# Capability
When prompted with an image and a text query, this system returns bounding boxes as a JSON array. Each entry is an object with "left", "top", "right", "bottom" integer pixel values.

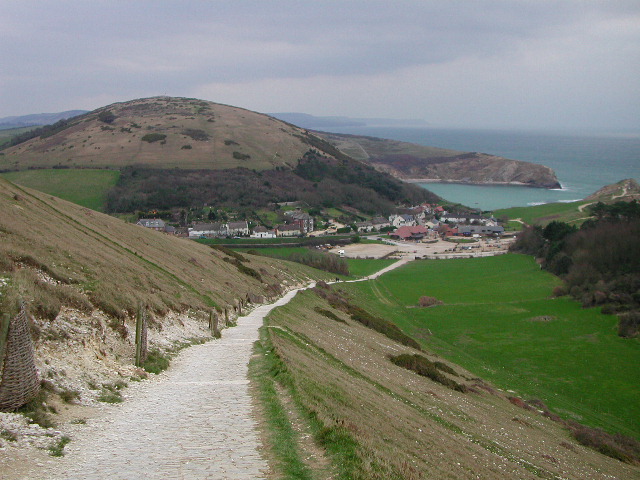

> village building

[
  {"left": 284, "top": 210, "right": 314, "bottom": 234},
  {"left": 355, "top": 221, "right": 375, "bottom": 233},
  {"left": 371, "top": 216, "right": 390, "bottom": 230},
  {"left": 389, "top": 214, "right": 416, "bottom": 228},
  {"left": 437, "top": 224, "right": 459, "bottom": 237},
  {"left": 251, "top": 226, "right": 276, "bottom": 238},
  {"left": 390, "top": 225, "right": 429, "bottom": 241},
  {"left": 458, "top": 225, "right": 505, "bottom": 236},
  {"left": 137, "top": 218, "right": 166, "bottom": 231},
  {"left": 188, "top": 222, "right": 228, "bottom": 238},
  {"left": 276, "top": 224, "right": 302, "bottom": 237},
  {"left": 227, "top": 221, "right": 250, "bottom": 237}
]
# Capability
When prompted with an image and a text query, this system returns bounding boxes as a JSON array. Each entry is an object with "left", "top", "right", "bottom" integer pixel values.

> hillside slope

[
  {"left": 316, "top": 131, "right": 561, "bottom": 188},
  {"left": 258, "top": 285, "right": 639, "bottom": 479},
  {"left": 0, "top": 178, "right": 327, "bottom": 418}
]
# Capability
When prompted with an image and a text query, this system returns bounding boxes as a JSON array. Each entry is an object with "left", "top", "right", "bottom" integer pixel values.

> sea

[{"left": 325, "top": 126, "right": 640, "bottom": 211}]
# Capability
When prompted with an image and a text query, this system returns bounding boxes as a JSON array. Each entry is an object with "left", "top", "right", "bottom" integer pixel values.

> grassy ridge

[
  {"left": 343, "top": 255, "right": 640, "bottom": 439},
  {"left": 494, "top": 200, "right": 590, "bottom": 226},
  {"left": 1, "top": 169, "right": 119, "bottom": 211}
]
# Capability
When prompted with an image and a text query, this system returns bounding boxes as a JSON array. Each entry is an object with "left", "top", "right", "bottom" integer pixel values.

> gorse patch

[
  {"left": 389, "top": 353, "right": 467, "bottom": 393},
  {"left": 313, "top": 282, "right": 420, "bottom": 350}
]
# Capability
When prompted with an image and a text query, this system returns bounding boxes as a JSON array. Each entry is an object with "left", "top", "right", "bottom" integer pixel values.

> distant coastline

[{"left": 404, "top": 178, "right": 555, "bottom": 188}]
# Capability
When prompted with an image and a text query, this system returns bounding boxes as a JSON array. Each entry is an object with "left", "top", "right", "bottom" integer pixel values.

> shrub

[
  {"left": 552, "top": 285, "right": 567, "bottom": 297},
  {"left": 48, "top": 435, "right": 71, "bottom": 457},
  {"left": 59, "top": 388, "right": 81, "bottom": 404},
  {"left": 418, "top": 296, "right": 442, "bottom": 307},
  {"left": 618, "top": 311, "right": 640, "bottom": 338},
  {"left": 98, "top": 381, "right": 126, "bottom": 403},
  {"left": 97, "top": 110, "right": 116, "bottom": 124},
  {"left": 232, "top": 151, "right": 250, "bottom": 160},
  {"left": 570, "top": 425, "right": 640, "bottom": 464},
  {"left": 16, "top": 389, "right": 55, "bottom": 428},
  {"left": 141, "top": 133, "right": 167, "bottom": 143},
  {"left": 390, "top": 353, "right": 467, "bottom": 392},
  {"left": 141, "top": 349, "right": 170, "bottom": 374},
  {"left": 314, "top": 306, "right": 347, "bottom": 323},
  {"left": 181, "top": 129, "right": 209, "bottom": 141},
  {"left": 181, "top": 144, "right": 192, "bottom": 150}
]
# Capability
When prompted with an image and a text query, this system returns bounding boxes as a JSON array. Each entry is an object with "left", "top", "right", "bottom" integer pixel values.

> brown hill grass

[
  {"left": 0, "top": 177, "right": 323, "bottom": 320},
  {"left": 0, "top": 97, "right": 313, "bottom": 171}
]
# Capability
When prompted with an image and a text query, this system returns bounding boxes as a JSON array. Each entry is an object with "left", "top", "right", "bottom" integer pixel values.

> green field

[
  {"left": 494, "top": 200, "right": 590, "bottom": 226},
  {"left": 1, "top": 168, "right": 119, "bottom": 211},
  {"left": 238, "top": 246, "right": 310, "bottom": 258},
  {"left": 0, "top": 126, "right": 37, "bottom": 148},
  {"left": 237, "top": 246, "right": 394, "bottom": 279},
  {"left": 343, "top": 254, "right": 640, "bottom": 439}
]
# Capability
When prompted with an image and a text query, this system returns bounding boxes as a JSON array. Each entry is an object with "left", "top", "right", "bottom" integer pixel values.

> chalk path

[{"left": 38, "top": 259, "right": 409, "bottom": 479}]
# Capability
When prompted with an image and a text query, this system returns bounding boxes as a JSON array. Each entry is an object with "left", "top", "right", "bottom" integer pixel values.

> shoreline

[{"left": 403, "top": 178, "right": 562, "bottom": 189}]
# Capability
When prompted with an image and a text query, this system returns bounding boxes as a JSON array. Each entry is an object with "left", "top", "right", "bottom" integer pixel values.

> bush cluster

[
  {"left": 389, "top": 353, "right": 466, "bottom": 392},
  {"left": 141, "top": 133, "right": 167, "bottom": 143},
  {"left": 511, "top": 203, "right": 640, "bottom": 336}
]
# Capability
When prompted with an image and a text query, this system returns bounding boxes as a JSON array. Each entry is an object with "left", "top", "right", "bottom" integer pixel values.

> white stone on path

[{"left": 42, "top": 285, "right": 312, "bottom": 480}]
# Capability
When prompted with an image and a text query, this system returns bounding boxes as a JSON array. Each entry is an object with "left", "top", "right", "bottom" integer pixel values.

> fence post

[
  {"left": 0, "top": 314, "right": 10, "bottom": 370},
  {"left": 135, "top": 305, "right": 142, "bottom": 367}
]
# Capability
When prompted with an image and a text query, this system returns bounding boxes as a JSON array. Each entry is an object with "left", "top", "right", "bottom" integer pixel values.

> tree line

[
  {"left": 511, "top": 200, "right": 640, "bottom": 337},
  {"left": 106, "top": 151, "right": 438, "bottom": 215}
]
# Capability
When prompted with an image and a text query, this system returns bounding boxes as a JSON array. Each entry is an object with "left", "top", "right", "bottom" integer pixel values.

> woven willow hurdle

[{"left": 0, "top": 305, "right": 40, "bottom": 411}]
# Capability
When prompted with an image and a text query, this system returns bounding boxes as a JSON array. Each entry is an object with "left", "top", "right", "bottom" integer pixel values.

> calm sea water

[{"left": 326, "top": 126, "right": 640, "bottom": 210}]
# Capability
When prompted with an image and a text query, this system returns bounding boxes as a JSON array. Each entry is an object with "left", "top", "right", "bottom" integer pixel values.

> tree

[{"left": 97, "top": 110, "right": 116, "bottom": 124}]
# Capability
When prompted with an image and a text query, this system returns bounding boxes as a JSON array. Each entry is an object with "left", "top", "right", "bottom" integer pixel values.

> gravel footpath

[
  {"left": 7, "top": 260, "right": 410, "bottom": 480},
  {"left": 27, "top": 286, "right": 312, "bottom": 480}
]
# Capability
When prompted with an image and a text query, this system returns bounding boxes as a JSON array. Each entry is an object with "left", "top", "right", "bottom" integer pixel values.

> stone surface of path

[
  {"left": 40, "top": 286, "right": 311, "bottom": 480},
  {"left": 24, "top": 259, "right": 410, "bottom": 480}
]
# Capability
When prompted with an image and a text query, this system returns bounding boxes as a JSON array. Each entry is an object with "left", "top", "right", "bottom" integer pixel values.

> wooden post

[
  {"left": 135, "top": 305, "right": 142, "bottom": 367},
  {"left": 0, "top": 313, "right": 10, "bottom": 370}
]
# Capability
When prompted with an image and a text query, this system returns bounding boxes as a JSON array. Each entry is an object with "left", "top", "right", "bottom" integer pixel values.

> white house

[
  {"left": 389, "top": 214, "right": 416, "bottom": 228},
  {"left": 188, "top": 222, "right": 227, "bottom": 238},
  {"left": 251, "top": 226, "right": 276, "bottom": 238}
]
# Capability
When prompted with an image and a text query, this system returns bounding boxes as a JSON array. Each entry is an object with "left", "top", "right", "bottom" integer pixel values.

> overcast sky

[{"left": 2, "top": 1, "right": 639, "bottom": 131}]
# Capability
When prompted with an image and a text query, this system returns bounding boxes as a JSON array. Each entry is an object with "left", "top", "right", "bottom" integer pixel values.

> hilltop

[{"left": 0, "top": 97, "right": 439, "bottom": 214}]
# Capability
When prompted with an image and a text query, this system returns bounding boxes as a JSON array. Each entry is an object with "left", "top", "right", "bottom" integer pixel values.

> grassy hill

[
  {"left": 0, "top": 97, "right": 312, "bottom": 171},
  {"left": 0, "top": 97, "right": 438, "bottom": 214},
  {"left": 255, "top": 262, "right": 640, "bottom": 478}
]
